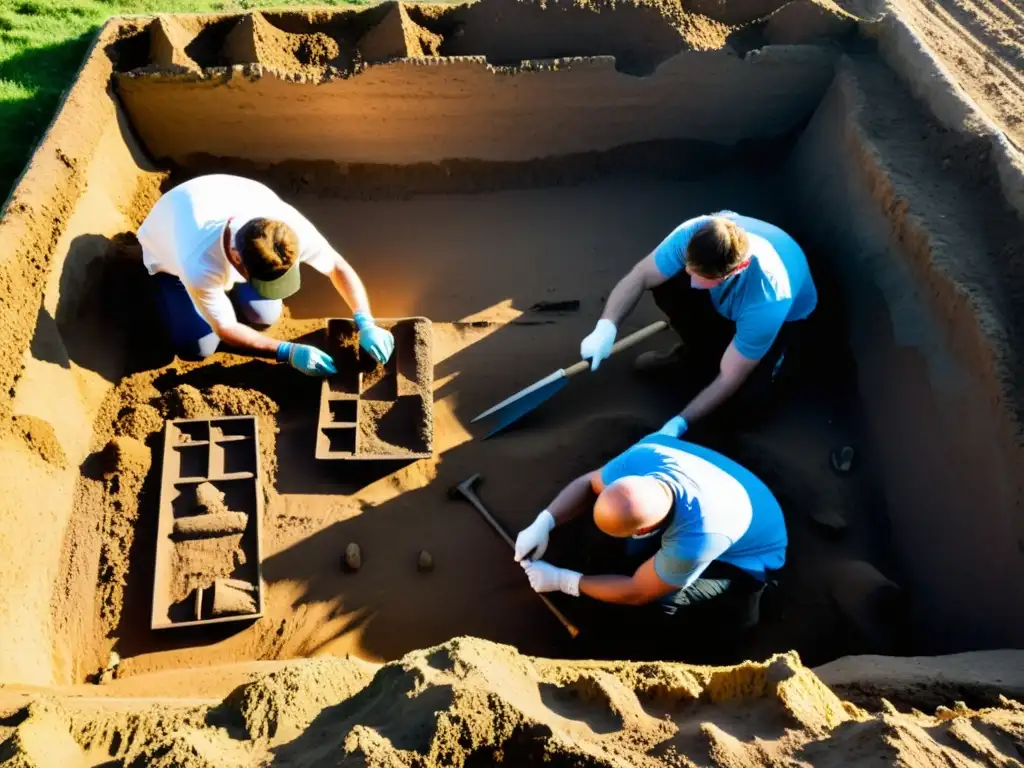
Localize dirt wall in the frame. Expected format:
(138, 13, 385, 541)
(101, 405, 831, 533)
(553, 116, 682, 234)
(115, 51, 836, 166)
(787, 54, 1024, 652)
(0, 18, 164, 685)
(111, 1, 840, 166)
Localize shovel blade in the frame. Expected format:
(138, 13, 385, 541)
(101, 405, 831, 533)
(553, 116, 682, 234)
(471, 370, 569, 438)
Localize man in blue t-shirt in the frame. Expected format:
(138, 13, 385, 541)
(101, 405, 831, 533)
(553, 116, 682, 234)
(579, 211, 817, 437)
(513, 435, 787, 628)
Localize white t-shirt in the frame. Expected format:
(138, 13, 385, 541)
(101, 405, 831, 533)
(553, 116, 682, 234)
(137, 174, 336, 329)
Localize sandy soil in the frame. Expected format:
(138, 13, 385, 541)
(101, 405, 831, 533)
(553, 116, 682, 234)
(63, 175, 899, 685)
(891, 0, 1024, 152)
(1, 637, 1023, 766)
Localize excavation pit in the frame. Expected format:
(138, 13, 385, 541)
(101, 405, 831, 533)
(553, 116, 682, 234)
(2, 0, 1024, 762)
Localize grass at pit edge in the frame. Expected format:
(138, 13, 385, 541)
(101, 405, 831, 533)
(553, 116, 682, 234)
(0, 0, 376, 208)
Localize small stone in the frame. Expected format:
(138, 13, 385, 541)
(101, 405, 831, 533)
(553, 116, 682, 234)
(344, 542, 361, 572)
(417, 550, 434, 572)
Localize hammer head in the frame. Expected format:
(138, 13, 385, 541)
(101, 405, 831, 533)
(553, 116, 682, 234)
(448, 472, 481, 500)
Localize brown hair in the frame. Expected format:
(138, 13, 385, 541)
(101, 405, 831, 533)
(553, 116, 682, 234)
(685, 217, 749, 280)
(236, 218, 299, 280)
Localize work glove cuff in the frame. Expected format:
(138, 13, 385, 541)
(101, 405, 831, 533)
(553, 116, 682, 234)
(559, 568, 582, 597)
(536, 510, 555, 533)
(354, 311, 374, 331)
(276, 341, 293, 364)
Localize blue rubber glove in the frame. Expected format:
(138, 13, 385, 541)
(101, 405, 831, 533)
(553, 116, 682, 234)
(277, 342, 337, 376)
(654, 415, 688, 439)
(354, 312, 395, 365)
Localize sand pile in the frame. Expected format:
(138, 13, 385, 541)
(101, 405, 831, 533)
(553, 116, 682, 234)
(2, 638, 1022, 766)
(763, 0, 857, 44)
(358, 2, 444, 61)
(83, 375, 279, 642)
(148, 16, 203, 75)
(224, 12, 345, 79)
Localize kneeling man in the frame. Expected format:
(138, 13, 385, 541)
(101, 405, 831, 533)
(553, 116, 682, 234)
(514, 434, 787, 630)
(138, 173, 393, 375)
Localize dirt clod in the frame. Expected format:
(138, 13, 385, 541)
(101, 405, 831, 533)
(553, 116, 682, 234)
(114, 403, 164, 441)
(194, 481, 227, 513)
(13, 414, 67, 468)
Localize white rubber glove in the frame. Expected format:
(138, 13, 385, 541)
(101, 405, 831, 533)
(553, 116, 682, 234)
(522, 560, 582, 596)
(513, 510, 555, 562)
(580, 319, 617, 371)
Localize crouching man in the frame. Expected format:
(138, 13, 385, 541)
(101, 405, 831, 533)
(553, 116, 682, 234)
(137, 173, 394, 375)
(514, 434, 787, 634)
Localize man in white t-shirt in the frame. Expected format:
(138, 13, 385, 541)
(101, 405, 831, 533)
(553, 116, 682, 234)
(137, 173, 394, 375)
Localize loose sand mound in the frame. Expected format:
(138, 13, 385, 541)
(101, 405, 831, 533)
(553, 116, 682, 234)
(224, 12, 345, 78)
(358, 2, 444, 60)
(2, 638, 1022, 766)
(149, 16, 203, 75)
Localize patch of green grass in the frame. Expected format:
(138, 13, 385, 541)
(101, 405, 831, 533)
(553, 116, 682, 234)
(0, 0, 370, 205)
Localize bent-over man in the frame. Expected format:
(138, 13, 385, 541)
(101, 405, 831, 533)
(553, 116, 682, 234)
(513, 434, 787, 632)
(579, 211, 817, 437)
(137, 173, 393, 375)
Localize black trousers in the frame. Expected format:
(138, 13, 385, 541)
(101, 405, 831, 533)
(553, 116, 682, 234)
(650, 271, 807, 430)
(622, 532, 766, 630)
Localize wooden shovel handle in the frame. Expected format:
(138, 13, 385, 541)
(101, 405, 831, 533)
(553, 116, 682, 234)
(564, 320, 669, 378)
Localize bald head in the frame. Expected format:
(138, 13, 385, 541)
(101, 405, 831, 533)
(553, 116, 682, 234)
(593, 476, 672, 537)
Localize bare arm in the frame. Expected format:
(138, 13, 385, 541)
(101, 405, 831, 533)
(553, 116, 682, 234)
(677, 340, 759, 426)
(600, 254, 669, 326)
(579, 557, 677, 606)
(215, 322, 284, 357)
(326, 253, 372, 315)
(546, 471, 602, 526)
(195, 287, 284, 358)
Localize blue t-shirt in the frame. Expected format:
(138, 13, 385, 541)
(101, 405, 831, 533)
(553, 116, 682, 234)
(652, 211, 817, 360)
(600, 435, 787, 588)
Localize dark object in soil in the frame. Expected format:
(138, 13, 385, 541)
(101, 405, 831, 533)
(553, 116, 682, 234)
(317, 317, 433, 460)
(830, 445, 856, 474)
(154, 416, 265, 629)
(417, 550, 434, 572)
(529, 299, 580, 313)
(344, 542, 362, 572)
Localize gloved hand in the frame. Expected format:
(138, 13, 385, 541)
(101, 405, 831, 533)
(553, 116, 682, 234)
(521, 560, 582, 596)
(513, 510, 555, 562)
(354, 312, 395, 365)
(580, 319, 617, 371)
(277, 342, 337, 376)
(653, 415, 688, 439)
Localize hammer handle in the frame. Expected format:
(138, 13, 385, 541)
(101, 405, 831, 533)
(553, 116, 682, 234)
(459, 489, 581, 639)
